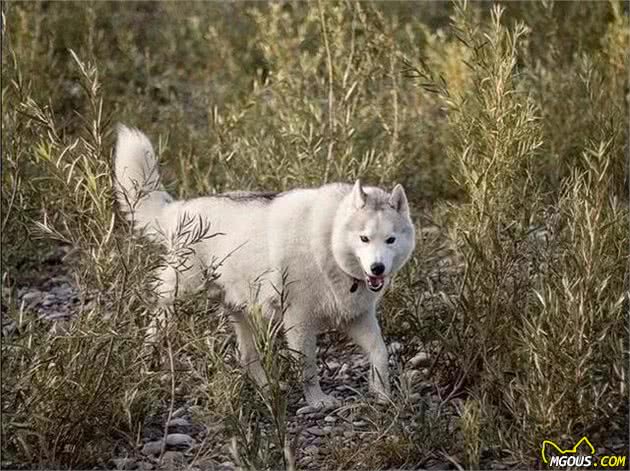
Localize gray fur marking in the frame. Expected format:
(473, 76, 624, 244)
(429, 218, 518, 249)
(214, 191, 281, 202)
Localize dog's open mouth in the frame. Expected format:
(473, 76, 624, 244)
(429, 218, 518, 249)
(366, 275, 385, 292)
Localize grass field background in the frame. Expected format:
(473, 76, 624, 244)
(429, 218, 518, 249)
(2, 1, 628, 469)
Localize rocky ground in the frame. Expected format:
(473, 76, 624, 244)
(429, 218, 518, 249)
(2, 243, 473, 470)
(6, 244, 627, 471)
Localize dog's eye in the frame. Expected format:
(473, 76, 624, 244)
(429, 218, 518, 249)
(386, 237, 396, 244)
(360, 236, 369, 243)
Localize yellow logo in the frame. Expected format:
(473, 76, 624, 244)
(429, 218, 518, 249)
(541, 436, 627, 468)
(541, 437, 595, 464)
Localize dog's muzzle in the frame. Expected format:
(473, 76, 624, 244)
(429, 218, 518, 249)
(365, 275, 385, 292)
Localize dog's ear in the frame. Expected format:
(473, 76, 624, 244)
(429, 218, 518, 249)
(389, 184, 409, 215)
(352, 179, 367, 209)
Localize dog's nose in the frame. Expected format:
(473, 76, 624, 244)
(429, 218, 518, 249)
(370, 262, 385, 276)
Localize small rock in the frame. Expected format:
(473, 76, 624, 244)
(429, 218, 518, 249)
(52, 286, 73, 298)
(21, 291, 43, 307)
(306, 426, 325, 437)
(160, 451, 185, 468)
(142, 440, 163, 456)
(44, 312, 69, 321)
(304, 445, 318, 455)
(42, 294, 56, 306)
(112, 457, 136, 470)
(324, 415, 336, 423)
(310, 437, 322, 447)
(425, 460, 450, 470)
(296, 405, 319, 415)
(388, 341, 402, 354)
(2, 322, 17, 337)
(352, 420, 367, 428)
(168, 417, 190, 427)
(409, 352, 431, 368)
(323, 426, 332, 434)
(167, 417, 191, 433)
(166, 433, 193, 448)
(136, 462, 154, 470)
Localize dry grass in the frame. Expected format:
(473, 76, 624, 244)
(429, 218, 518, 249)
(2, 1, 628, 469)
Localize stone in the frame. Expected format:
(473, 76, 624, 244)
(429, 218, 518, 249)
(324, 415, 336, 423)
(306, 426, 325, 437)
(168, 417, 191, 427)
(425, 460, 450, 470)
(44, 311, 69, 321)
(166, 433, 193, 448)
(112, 457, 136, 470)
(409, 352, 431, 368)
(160, 451, 185, 468)
(296, 405, 319, 415)
(2, 322, 17, 337)
(42, 294, 56, 306)
(304, 445, 319, 455)
(21, 290, 43, 307)
(388, 341, 402, 354)
(142, 440, 163, 456)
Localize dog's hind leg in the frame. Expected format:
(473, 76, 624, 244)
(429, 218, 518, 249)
(145, 264, 179, 346)
(231, 310, 268, 388)
(146, 261, 207, 345)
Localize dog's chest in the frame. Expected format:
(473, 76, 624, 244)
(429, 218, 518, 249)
(316, 281, 382, 326)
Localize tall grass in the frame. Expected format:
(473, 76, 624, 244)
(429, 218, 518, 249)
(403, 1, 628, 465)
(2, 1, 628, 469)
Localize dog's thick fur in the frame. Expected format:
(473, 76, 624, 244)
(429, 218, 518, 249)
(114, 125, 416, 407)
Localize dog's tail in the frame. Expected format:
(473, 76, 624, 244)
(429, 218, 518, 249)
(114, 125, 173, 234)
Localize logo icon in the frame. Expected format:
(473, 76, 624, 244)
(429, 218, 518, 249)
(541, 436, 626, 468)
(541, 436, 595, 466)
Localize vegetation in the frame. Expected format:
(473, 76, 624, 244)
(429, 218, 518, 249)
(2, 1, 627, 469)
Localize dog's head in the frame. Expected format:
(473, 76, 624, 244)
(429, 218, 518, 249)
(332, 180, 416, 292)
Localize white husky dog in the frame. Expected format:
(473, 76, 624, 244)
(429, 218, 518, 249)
(114, 125, 415, 407)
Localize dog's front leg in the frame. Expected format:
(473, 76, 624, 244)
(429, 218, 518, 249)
(346, 308, 390, 400)
(285, 323, 337, 408)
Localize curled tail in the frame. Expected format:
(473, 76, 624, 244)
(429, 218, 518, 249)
(114, 125, 173, 234)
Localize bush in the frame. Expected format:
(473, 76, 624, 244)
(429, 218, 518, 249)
(2, 1, 627, 469)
